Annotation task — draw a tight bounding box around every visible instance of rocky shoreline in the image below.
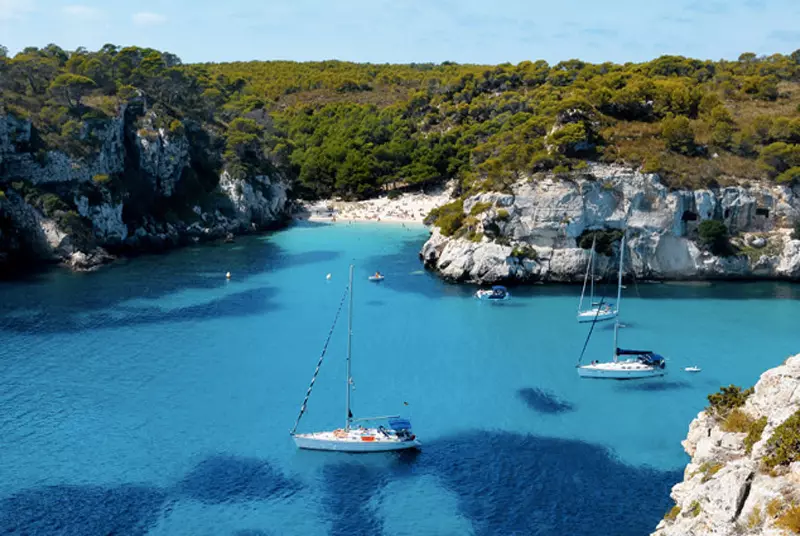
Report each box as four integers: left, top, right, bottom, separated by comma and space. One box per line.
0, 107, 292, 277
653, 354, 800, 536
420, 164, 800, 284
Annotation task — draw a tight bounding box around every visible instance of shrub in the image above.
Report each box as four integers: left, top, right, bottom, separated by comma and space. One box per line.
767, 498, 784, 518
41, 193, 69, 215
92, 174, 110, 184
427, 199, 465, 237
578, 229, 623, 256
763, 409, 800, 471
168, 119, 185, 137
387, 190, 401, 200
776, 505, 800, 534
776, 167, 800, 184
496, 208, 510, 220
697, 461, 724, 483
744, 416, 768, 455
664, 505, 681, 522
662, 116, 696, 155
698, 220, 732, 256
707, 385, 754, 418
0, 190, 5, 200
690, 501, 702, 517
469, 201, 493, 216
510, 245, 537, 260
746, 506, 762, 530
722, 408, 754, 433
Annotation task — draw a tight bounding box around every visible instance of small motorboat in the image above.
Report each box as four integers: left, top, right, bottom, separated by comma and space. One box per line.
475, 286, 510, 301
685, 366, 702, 373
368, 272, 385, 282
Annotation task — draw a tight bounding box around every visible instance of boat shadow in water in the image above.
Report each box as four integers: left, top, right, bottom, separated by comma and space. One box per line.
322, 430, 680, 536
616, 380, 692, 392
517, 388, 575, 414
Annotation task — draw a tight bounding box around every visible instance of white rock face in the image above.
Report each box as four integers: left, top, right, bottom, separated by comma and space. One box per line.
653, 354, 800, 536
422, 164, 800, 283
75, 195, 128, 243
218, 172, 289, 227
136, 125, 189, 197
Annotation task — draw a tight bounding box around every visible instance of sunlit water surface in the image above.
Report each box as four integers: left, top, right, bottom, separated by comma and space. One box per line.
2, 221, 800, 535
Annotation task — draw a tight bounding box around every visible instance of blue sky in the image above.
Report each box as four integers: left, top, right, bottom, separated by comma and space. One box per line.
1, 0, 799, 64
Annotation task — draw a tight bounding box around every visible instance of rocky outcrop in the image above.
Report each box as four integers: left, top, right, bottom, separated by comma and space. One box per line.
421, 163, 800, 283
0, 109, 291, 276
653, 355, 800, 536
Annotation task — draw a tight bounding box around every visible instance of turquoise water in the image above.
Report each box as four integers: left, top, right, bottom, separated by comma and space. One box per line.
2, 221, 800, 535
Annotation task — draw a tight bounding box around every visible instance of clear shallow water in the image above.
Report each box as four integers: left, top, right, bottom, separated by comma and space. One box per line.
2, 222, 800, 535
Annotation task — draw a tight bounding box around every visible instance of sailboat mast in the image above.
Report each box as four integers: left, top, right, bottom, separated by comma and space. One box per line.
345, 265, 354, 431
613, 232, 626, 363
616, 232, 625, 315
589, 237, 596, 304
578, 236, 595, 313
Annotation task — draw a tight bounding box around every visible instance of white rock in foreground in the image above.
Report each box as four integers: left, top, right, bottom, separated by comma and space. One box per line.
652, 354, 800, 536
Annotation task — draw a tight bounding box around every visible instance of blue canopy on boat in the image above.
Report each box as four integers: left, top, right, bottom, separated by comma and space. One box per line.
492, 286, 508, 291
388, 418, 412, 431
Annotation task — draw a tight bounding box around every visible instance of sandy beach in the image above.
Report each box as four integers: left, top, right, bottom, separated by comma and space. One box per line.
294, 182, 455, 224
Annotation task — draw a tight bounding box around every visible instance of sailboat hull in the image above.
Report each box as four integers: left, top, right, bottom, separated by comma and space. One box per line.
576, 309, 618, 323
293, 430, 421, 452
577, 361, 667, 379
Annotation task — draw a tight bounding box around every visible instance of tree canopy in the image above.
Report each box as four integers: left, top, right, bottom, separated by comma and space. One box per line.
2, 44, 800, 199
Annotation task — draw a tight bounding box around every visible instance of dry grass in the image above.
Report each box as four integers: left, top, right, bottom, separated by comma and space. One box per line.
767, 497, 784, 518
776, 505, 800, 534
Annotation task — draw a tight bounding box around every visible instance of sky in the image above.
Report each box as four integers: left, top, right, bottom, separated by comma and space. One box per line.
1, 0, 799, 65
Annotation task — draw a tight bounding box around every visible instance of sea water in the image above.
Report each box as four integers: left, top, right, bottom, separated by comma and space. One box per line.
1, 221, 799, 535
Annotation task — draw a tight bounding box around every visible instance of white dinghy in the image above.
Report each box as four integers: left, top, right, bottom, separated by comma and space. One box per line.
291, 265, 420, 452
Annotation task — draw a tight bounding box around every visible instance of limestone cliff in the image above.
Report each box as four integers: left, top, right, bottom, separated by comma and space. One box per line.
420, 164, 800, 283
0, 107, 290, 276
653, 355, 800, 536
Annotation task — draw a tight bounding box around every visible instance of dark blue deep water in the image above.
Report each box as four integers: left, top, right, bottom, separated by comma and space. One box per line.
2, 221, 800, 535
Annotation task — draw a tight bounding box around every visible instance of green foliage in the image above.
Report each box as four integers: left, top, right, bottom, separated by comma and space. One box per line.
3, 45, 800, 201
746, 506, 763, 530
92, 174, 110, 183
690, 501, 702, 518
663, 505, 681, 522
721, 408, 754, 433
776, 505, 800, 534
698, 220, 732, 256
745, 416, 768, 455
510, 245, 537, 260
760, 143, 800, 180
763, 409, 800, 471
469, 201, 493, 216
707, 385, 754, 418
0, 190, 5, 200
661, 115, 696, 155
697, 461, 724, 483
767, 498, 784, 519
578, 229, 623, 256
427, 199, 465, 236
776, 167, 800, 184
496, 208, 509, 220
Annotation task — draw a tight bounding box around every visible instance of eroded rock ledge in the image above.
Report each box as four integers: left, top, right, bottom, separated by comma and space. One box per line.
653, 355, 800, 536
420, 163, 800, 283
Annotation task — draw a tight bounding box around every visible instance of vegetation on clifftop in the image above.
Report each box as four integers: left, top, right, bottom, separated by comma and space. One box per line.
2, 44, 800, 203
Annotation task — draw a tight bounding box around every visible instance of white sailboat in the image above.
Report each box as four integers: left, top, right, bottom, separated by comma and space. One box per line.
577, 233, 667, 380
291, 265, 421, 452
576, 236, 617, 323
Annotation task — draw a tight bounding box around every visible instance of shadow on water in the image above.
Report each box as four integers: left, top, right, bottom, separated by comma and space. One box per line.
319, 430, 680, 536
617, 380, 692, 392
322, 463, 387, 536
177, 455, 302, 504
0, 237, 339, 319
517, 388, 575, 414
0, 286, 281, 334
0, 484, 167, 536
